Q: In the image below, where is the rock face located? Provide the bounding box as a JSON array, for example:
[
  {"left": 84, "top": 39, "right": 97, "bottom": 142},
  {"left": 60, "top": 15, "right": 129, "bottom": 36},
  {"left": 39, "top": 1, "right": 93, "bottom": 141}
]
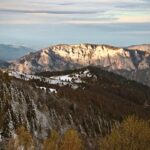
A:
[
  {"left": 9, "top": 43, "right": 150, "bottom": 87},
  {"left": 51, "top": 44, "right": 135, "bottom": 70},
  {"left": 9, "top": 44, "right": 150, "bottom": 74},
  {"left": 10, "top": 48, "right": 81, "bottom": 74}
]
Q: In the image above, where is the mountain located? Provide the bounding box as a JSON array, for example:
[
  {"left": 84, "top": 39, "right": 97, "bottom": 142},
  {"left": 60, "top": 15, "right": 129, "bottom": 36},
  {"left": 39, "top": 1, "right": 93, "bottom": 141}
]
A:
[
  {"left": 115, "top": 44, "right": 150, "bottom": 86},
  {"left": 0, "top": 60, "right": 10, "bottom": 68},
  {"left": 1, "top": 66, "right": 150, "bottom": 149},
  {"left": 0, "top": 44, "right": 35, "bottom": 61},
  {"left": 9, "top": 43, "right": 150, "bottom": 87},
  {"left": 10, "top": 44, "right": 150, "bottom": 73},
  {"left": 10, "top": 48, "right": 81, "bottom": 74},
  {"left": 128, "top": 44, "right": 150, "bottom": 53}
]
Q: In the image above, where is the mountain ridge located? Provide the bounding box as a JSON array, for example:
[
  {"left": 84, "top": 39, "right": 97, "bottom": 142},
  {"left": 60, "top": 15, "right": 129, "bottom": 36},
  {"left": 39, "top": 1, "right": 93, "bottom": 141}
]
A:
[
  {"left": 9, "top": 44, "right": 143, "bottom": 73},
  {"left": 128, "top": 44, "right": 150, "bottom": 53},
  {"left": 8, "top": 43, "right": 150, "bottom": 73},
  {"left": 1, "top": 43, "right": 150, "bottom": 86},
  {"left": 0, "top": 44, "right": 35, "bottom": 61}
]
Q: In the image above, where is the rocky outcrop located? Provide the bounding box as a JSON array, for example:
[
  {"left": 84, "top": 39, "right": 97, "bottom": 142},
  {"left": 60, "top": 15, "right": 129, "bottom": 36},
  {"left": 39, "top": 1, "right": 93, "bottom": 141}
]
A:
[
  {"left": 9, "top": 43, "right": 150, "bottom": 87},
  {"left": 10, "top": 49, "right": 81, "bottom": 74},
  {"left": 9, "top": 44, "right": 150, "bottom": 74}
]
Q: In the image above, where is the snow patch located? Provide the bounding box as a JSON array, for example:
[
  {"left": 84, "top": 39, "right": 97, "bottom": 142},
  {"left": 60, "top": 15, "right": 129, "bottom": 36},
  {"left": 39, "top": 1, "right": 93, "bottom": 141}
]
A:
[
  {"left": 9, "top": 69, "right": 96, "bottom": 91},
  {"left": 49, "top": 88, "right": 57, "bottom": 93}
]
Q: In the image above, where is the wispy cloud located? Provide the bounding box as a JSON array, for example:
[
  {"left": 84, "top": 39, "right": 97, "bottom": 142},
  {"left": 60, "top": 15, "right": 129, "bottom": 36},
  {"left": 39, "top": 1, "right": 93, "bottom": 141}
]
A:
[
  {"left": 0, "top": 0, "right": 150, "bottom": 24},
  {"left": 0, "top": 8, "right": 100, "bottom": 15}
]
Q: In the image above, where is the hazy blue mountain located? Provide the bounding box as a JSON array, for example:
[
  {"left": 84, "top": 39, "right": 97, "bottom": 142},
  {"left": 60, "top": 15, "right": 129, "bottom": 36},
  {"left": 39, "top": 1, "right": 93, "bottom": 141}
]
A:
[
  {"left": 0, "top": 59, "right": 10, "bottom": 68},
  {"left": 0, "top": 44, "right": 35, "bottom": 61}
]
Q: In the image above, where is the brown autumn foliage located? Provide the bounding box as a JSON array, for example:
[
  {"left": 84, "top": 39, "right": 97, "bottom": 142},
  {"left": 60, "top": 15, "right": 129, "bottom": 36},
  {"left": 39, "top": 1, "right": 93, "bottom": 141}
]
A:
[
  {"left": 6, "top": 126, "right": 35, "bottom": 150},
  {"left": 59, "top": 129, "right": 84, "bottom": 150},
  {"left": 4, "top": 117, "right": 150, "bottom": 150},
  {"left": 42, "top": 129, "right": 84, "bottom": 150},
  {"left": 99, "top": 116, "right": 150, "bottom": 150},
  {"left": 42, "top": 130, "right": 59, "bottom": 150}
]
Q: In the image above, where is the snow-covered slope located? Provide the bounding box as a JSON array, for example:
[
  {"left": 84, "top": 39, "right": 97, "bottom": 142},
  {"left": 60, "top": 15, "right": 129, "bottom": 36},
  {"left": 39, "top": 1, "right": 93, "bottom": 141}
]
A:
[{"left": 9, "top": 68, "right": 96, "bottom": 92}]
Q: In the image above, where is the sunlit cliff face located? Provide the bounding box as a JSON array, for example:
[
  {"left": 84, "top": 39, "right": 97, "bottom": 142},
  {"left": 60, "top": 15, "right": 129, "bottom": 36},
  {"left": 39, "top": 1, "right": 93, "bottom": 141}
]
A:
[{"left": 9, "top": 44, "right": 150, "bottom": 74}]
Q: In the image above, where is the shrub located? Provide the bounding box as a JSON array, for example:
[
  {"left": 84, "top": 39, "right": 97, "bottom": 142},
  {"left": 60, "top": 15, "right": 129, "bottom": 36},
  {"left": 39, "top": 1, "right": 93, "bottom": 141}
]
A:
[
  {"left": 100, "top": 116, "right": 150, "bottom": 150},
  {"left": 59, "top": 129, "right": 84, "bottom": 150},
  {"left": 6, "top": 126, "right": 34, "bottom": 150},
  {"left": 42, "top": 130, "right": 59, "bottom": 150}
]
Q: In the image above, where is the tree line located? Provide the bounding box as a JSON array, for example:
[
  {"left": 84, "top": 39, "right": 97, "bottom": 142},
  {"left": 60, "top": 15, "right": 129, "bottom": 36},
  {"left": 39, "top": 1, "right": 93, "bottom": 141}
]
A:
[{"left": 2, "top": 115, "right": 150, "bottom": 150}]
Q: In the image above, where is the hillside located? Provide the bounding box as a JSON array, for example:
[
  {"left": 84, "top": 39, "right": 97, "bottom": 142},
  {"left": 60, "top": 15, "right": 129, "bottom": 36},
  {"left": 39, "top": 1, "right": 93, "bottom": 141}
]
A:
[{"left": 1, "top": 67, "right": 150, "bottom": 149}]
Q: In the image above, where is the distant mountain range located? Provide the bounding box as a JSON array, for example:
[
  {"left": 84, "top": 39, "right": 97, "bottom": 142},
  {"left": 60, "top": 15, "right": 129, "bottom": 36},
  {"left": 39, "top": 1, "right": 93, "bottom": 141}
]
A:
[
  {"left": 0, "top": 44, "right": 35, "bottom": 61},
  {"left": 6, "top": 43, "right": 150, "bottom": 87},
  {"left": 9, "top": 44, "right": 150, "bottom": 73},
  {"left": 1, "top": 43, "right": 150, "bottom": 86},
  {"left": 0, "top": 59, "right": 10, "bottom": 68}
]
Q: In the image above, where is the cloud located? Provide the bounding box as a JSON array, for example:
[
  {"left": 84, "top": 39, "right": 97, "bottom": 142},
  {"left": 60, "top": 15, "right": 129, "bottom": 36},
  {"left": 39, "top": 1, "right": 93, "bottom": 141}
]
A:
[
  {"left": 0, "top": 0, "right": 150, "bottom": 24},
  {"left": 0, "top": 8, "right": 99, "bottom": 15}
]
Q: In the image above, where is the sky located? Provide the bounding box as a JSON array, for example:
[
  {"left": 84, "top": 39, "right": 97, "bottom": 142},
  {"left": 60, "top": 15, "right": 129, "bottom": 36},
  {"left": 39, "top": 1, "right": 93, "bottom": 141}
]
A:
[{"left": 0, "top": 0, "right": 150, "bottom": 49}]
